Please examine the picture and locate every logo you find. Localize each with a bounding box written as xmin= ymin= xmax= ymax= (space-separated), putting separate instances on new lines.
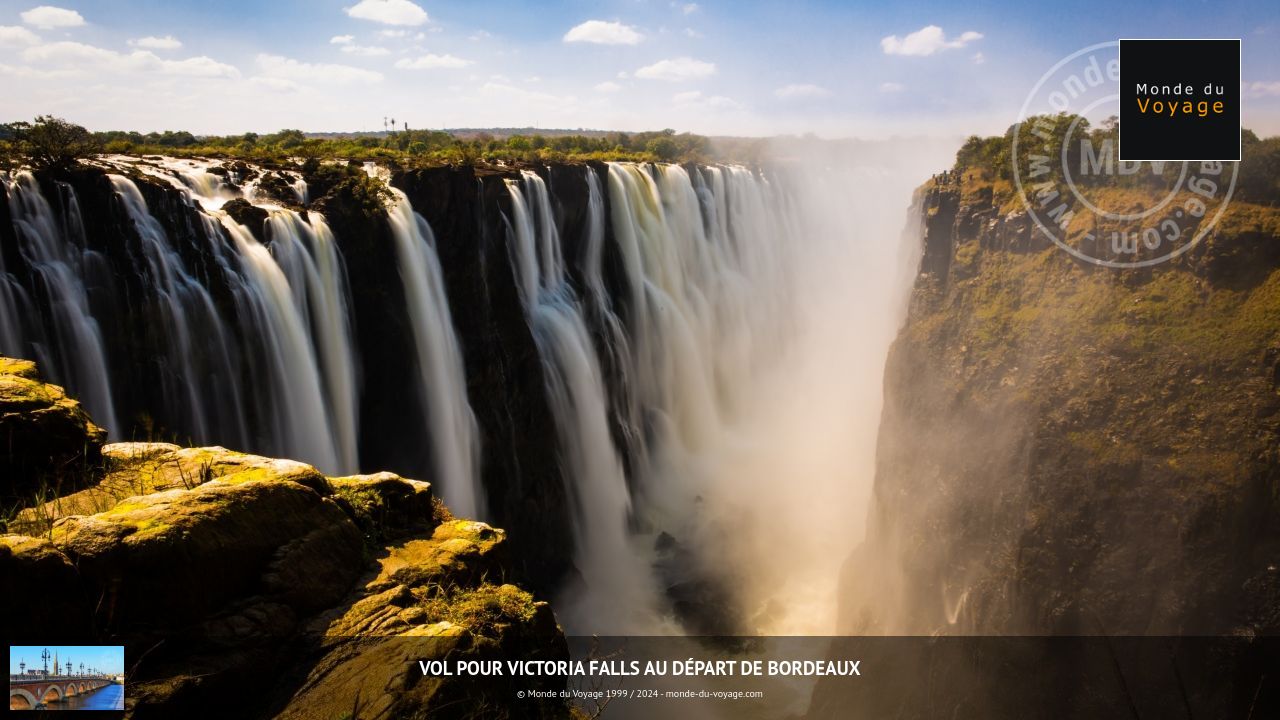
xmin=1012 ymin=41 xmax=1238 ymax=268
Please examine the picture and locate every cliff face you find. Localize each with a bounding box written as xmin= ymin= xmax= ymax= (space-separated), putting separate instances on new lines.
xmin=843 ymin=180 xmax=1280 ymax=637
xmin=1 ymin=357 xmax=569 ymax=719
xmin=807 ymin=168 xmax=1280 ymax=719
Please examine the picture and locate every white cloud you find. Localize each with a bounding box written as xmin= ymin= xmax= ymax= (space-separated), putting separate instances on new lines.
xmin=1245 ymin=80 xmax=1280 ymax=98
xmin=394 ymin=53 xmax=472 ymax=69
xmin=679 ymin=3 xmax=700 ymax=14
xmin=672 ymin=89 xmax=739 ymax=109
xmin=330 ymin=35 xmax=355 ymax=44
xmin=879 ymin=81 xmax=904 ymax=93
xmin=880 ymin=25 xmax=983 ymax=56
xmin=341 ymin=44 xmax=391 ymax=56
xmin=683 ymin=27 xmax=703 ymax=39
xmin=20 ymin=5 xmax=84 ymax=30
xmin=971 ymin=51 xmax=985 ymax=65
xmin=635 ymin=56 xmax=716 ymax=81
xmin=378 ymin=29 xmax=407 ymax=38
xmin=563 ymin=20 xmax=643 ymax=46
xmin=774 ymin=83 xmax=830 ymax=99
xmin=478 ymin=81 xmax=572 ymax=108
xmin=594 ymin=80 xmax=621 ymax=93
xmin=160 ymin=55 xmax=240 ymax=78
xmin=469 ymin=30 xmax=492 ymax=41
xmin=0 ymin=25 xmax=40 ymax=46
xmin=345 ymin=0 xmax=429 ymax=26
xmin=128 ymin=35 xmax=182 ymax=50
xmin=22 ymin=41 xmax=239 ymax=78
xmin=256 ymin=53 xmax=382 ymax=84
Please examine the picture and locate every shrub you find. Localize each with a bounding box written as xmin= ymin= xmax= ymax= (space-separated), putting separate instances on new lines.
xmin=11 ymin=116 xmax=102 ymax=170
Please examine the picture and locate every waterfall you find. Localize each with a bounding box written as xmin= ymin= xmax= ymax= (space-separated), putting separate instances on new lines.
xmin=266 ymin=211 xmax=360 ymax=474
xmin=505 ymin=170 xmax=662 ymax=633
xmin=2 ymin=171 xmax=119 ymax=433
xmin=216 ymin=217 xmax=345 ymax=474
xmin=2 ymin=151 xmax=944 ymax=637
xmin=385 ymin=188 xmax=482 ymax=519
xmin=155 ymin=165 xmax=360 ymax=475
xmin=109 ymin=175 xmax=248 ymax=446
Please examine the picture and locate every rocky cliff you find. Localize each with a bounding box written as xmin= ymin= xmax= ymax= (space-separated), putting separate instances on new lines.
xmin=1 ymin=357 xmax=569 ymax=719
xmin=812 ymin=152 xmax=1280 ymax=717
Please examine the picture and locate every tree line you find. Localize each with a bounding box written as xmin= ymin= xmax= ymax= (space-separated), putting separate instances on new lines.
xmin=0 ymin=116 xmax=720 ymax=170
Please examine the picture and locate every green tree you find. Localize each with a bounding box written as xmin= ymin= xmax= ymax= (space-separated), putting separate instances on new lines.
xmin=646 ymin=136 xmax=679 ymax=161
xmin=12 ymin=116 xmax=101 ymax=170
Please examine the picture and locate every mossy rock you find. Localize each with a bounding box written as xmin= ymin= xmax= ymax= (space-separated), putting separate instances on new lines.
xmin=0 ymin=356 xmax=106 ymax=509
xmin=52 ymin=475 xmax=362 ymax=638
xmin=11 ymin=443 xmax=329 ymax=535
xmin=365 ymin=520 xmax=508 ymax=594
xmin=329 ymin=471 xmax=435 ymax=541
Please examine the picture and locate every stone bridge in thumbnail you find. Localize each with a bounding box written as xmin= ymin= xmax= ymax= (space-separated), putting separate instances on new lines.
xmin=9 ymin=675 xmax=114 ymax=709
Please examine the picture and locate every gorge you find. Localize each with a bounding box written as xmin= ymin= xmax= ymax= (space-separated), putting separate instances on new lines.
xmin=1 ymin=142 xmax=947 ymax=646
xmin=6 ymin=130 xmax=1277 ymax=718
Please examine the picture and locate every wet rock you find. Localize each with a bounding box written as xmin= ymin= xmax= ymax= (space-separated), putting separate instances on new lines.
xmin=221 ymin=198 xmax=269 ymax=242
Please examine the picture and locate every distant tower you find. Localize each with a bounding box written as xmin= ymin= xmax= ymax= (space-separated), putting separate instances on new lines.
xmin=53 ymin=650 xmax=59 ymax=676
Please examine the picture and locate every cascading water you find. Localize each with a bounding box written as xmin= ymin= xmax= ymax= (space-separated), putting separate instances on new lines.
xmin=154 ymin=165 xmax=361 ymax=475
xmin=2 ymin=171 xmax=119 ymax=433
xmin=385 ymin=188 xmax=482 ymax=519
xmin=505 ymin=170 xmax=663 ymax=633
xmin=266 ymin=211 xmax=360 ymax=473
xmin=109 ymin=174 xmax=248 ymax=447
xmin=216 ymin=216 xmax=346 ymax=474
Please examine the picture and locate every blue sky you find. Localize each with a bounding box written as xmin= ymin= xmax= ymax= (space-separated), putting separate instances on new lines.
xmin=9 ymin=646 xmax=123 ymax=675
xmin=0 ymin=0 xmax=1277 ymax=137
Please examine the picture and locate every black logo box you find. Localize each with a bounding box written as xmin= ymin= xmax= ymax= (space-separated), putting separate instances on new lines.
xmin=1119 ymin=39 xmax=1241 ymax=162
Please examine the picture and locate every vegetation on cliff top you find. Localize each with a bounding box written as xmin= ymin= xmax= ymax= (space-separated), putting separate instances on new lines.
xmin=0 ymin=115 xmax=726 ymax=169
xmin=947 ymin=113 xmax=1280 ymax=207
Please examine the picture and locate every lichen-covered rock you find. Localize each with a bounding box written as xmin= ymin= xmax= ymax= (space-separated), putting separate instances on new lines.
xmin=0 ymin=357 xmax=106 ymax=507
xmin=0 ymin=359 xmax=569 ymax=719
xmin=10 ymin=442 xmax=329 ymax=535
xmin=54 ymin=473 xmax=362 ymax=637
xmin=273 ymin=518 xmax=567 ymax=720
xmin=330 ymin=471 xmax=437 ymax=540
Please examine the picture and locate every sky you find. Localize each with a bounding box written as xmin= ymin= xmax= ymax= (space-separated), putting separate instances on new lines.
xmin=0 ymin=0 xmax=1278 ymax=138
xmin=9 ymin=646 xmax=124 ymax=675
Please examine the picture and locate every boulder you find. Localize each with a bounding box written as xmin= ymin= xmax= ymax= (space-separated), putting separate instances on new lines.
xmin=53 ymin=472 xmax=361 ymax=637
xmin=329 ymin=471 xmax=438 ymax=540
xmin=0 ymin=357 xmax=106 ymax=507
xmin=10 ymin=442 xmax=329 ymax=535
xmin=272 ymin=516 xmax=567 ymax=720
